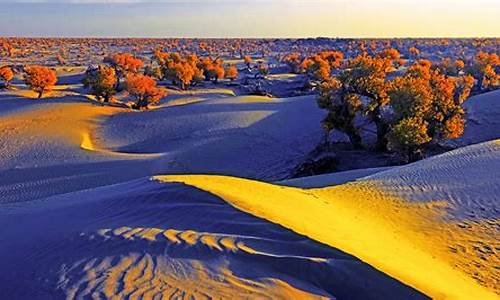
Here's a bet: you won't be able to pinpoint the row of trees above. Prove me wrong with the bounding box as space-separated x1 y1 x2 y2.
84 51 248 109
283 49 499 92
84 52 167 109
316 50 480 162
151 51 241 89
1 50 248 109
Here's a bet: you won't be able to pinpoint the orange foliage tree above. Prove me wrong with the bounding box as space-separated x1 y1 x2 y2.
243 55 252 69
105 53 143 89
154 51 202 89
387 61 474 161
126 73 167 109
409 46 420 58
199 57 225 83
466 51 500 91
300 51 344 82
24 66 57 98
317 51 474 158
225 64 238 81
282 53 302 73
0 66 14 88
83 65 117 103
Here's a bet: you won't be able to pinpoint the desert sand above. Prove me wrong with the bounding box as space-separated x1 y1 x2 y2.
0 65 499 299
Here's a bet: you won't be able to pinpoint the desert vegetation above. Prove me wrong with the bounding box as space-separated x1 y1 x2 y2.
1 37 499 158
23 65 57 98
1 36 499 300
0 65 14 88
125 73 167 109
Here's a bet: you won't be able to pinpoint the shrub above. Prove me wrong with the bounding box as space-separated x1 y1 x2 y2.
83 65 117 103
105 53 143 89
0 66 14 88
225 64 238 81
24 65 57 98
126 74 167 109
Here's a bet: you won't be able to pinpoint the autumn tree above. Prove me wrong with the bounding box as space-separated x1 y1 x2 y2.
0 66 14 88
381 48 404 68
225 64 238 81
83 65 117 103
436 58 465 76
300 51 344 82
339 54 392 149
126 73 167 109
282 53 302 73
387 61 474 162
24 66 57 98
409 46 420 59
105 53 143 89
244 55 252 69
386 117 431 162
317 78 363 147
199 57 225 83
466 51 500 91
0 40 14 58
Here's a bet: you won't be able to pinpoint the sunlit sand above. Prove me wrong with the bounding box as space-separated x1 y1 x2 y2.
1 36 499 299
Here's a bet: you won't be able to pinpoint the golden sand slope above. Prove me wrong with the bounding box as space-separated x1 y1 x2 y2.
0 102 120 149
155 175 499 300
0 100 164 159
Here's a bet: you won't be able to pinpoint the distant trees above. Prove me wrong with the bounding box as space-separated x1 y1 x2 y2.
0 66 14 88
244 55 252 69
24 66 57 98
257 62 269 78
282 53 302 73
436 58 465 77
125 73 167 109
83 65 117 103
466 51 500 91
409 46 420 58
154 51 235 88
0 40 14 58
300 51 344 82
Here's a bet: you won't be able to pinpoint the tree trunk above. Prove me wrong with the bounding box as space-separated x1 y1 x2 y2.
407 148 423 163
345 126 363 149
371 109 389 151
375 120 389 151
38 90 43 99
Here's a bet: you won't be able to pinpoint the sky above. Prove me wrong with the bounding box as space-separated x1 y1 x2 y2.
1 0 499 38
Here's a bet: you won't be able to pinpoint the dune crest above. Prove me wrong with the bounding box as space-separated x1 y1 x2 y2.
156 141 500 299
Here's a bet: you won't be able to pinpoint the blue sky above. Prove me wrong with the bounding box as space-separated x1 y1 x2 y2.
1 0 499 37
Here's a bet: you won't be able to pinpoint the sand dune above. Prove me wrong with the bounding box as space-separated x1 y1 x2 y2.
1 79 499 299
0 88 324 204
0 178 425 299
158 140 500 299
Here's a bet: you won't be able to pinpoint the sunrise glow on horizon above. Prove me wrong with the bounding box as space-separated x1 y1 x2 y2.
1 0 499 38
